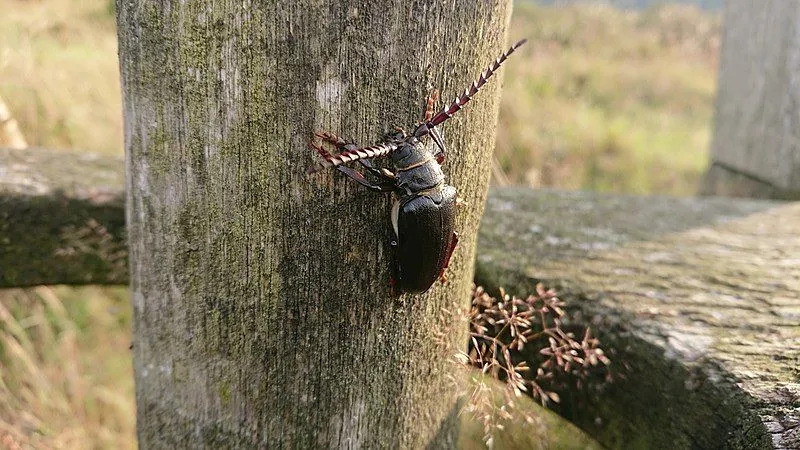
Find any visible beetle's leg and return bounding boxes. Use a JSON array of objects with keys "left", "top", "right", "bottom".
[
  {"left": 438, "top": 232, "right": 459, "bottom": 283},
  {"left": 357, "top": 158, "right": 396, "bottom": 182},
  {"left": 336, "top": 166, "right": 396, "bottom": 192},
  {"left": 424, "top": 89, "right": 439, "bottom": 122},
  {"left": 420, "top": 89, "right": 448, "bottom": 162},
  {"left": 430, "top": 126, "right": 447, "bottom": 163}
]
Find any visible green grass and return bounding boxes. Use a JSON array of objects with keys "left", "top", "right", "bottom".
[
  {"left": 497, "top": 2, "right": 720, "bottom": 194},
  {"left": 0, "top": 1, "right": 721, "bottom": 447}
]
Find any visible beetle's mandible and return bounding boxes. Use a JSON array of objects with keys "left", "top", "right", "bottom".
[{"left": 308, "top": 39, "right": 527, "bottom": 294}]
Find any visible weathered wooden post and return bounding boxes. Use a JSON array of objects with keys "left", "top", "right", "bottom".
[
  {"left": 117, "top": 1, "right": 513, "bottom": 447},
  {"left": 702, "top": 0, "right": 800, "bottom": 200}
]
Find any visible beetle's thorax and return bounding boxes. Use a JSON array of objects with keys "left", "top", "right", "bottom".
[{"left": 390, "top": 138, "right": 445, "bottom": 198}]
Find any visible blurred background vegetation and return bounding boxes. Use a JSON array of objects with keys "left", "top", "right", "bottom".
[
  {"left": 0, "top": 0, "right": 721, "bottom": 447},
  {"left": 500, "top": 2, "right": 719, "bottom": 194}
]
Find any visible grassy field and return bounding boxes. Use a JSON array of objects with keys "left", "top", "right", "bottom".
[
  {"left": 497, "top": 2, "right": 720, "bottom": 194},
  {"left": 0, "top": 287, "right": 134, "bottom": 449},
  {"left": 0, "top": 2, "right": 133, "bottom": 447},
  {"left": 0, "top": 1, "right": 720, "bottom": 447},
  {"left": 0, "top": 0, "right": 120, "bottom": 155}
]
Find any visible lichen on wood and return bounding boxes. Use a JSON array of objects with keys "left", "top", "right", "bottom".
[{"left": 117, "top": 0, "right": 513, "bottom": 447}]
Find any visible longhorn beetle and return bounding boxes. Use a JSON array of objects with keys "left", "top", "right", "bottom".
[{"left": 308, "top": 39, "right": 527, "bottom": 294}]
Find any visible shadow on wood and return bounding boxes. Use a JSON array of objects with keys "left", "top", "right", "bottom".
[
  {"left": 0, "top": 148, "right": 126, "bottom": 287},
  {"left": 477, "top": 188, "right": 798, "bottom": 449}
]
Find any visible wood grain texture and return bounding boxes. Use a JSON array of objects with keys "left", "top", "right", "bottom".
[
  {"left": 117, "top": 0, "right": 513, "bottom": 447},
  {"left": 477, "top": 188, "right": 799, "bottom": 449},
  {"left": 706, "top": 0, "right": 800, "bottom": 197}
]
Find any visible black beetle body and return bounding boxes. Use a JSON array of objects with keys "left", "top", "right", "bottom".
[
  {"left": 392, "top": 185, "right": 458, "bottom": 293},
  {"left": 308, "top": 39, "right": 527, "bottom": 294},
  {"left": 389, "top": 137, "right": 458, "bottom": 294}
]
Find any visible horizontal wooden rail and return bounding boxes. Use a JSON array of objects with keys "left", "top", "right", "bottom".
[
  {"left": 477, "top": 188, "right": 799, "bottom": 449},
  {"left": 1, "top": 148, "right": 797, "bottom": 448},
  {"left": 0, "top": 147, "right": 126, "bottom": 286}
]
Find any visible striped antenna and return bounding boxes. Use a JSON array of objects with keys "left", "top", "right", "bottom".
[
  {"left": 428, "top": 39, "right": 527, "bottom": 128},
  {"left": 307, "top": 142, "right": 399, "bottom": 174}
]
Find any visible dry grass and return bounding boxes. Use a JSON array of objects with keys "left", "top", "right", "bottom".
[
  {"left": 458, "top": 285, "right": 609, "bottom": 445},
  {"left": 0, "top": 286, "right": 134, "bottom": 449},
  {"left": 0, "top": 0, "right": 121, "bottom": 155},
  {"left": 1, "top": 3, "right": 131, "bottom": 443},
  {"left": 497, "top": 2, "right": 720, "bottom": 195}
]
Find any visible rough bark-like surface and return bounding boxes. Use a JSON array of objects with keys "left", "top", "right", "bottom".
[
  {"left": 704, "top": 0, "right": 800, "bottom": 199},
  {"left": 0, "top": 147, "right": 127, "bottom": 287},
  {"left": 477, "top": 188, "right": 799, "bottom": 449},
  {"left": 117, "top": 1, "right": 512, "bottom": 447}
]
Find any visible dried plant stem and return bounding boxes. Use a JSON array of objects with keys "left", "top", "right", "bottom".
[{"left": 458, "top": 284, "right": 610, "bottom": 445}]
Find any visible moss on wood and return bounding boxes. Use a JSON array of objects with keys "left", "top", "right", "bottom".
[{"left": 117, "top": 0, "right": 514, "bottom": 447}]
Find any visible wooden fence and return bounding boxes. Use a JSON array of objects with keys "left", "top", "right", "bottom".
[{"left": 2, "top": 147, "right": 797, "bottom": 448}]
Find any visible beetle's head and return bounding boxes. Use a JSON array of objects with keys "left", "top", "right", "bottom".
[
  {"left": 389, "top": 138, "right": 424, "bottom": 167},
  {"left": 388, "top": 128, "right": 407, "bottom": 142}
]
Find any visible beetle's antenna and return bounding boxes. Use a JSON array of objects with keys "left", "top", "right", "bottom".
[
  {"left": 307, "top": 141, "right": 399, "bottom": 174},
  {"left": 427, "top": 39, "right": 527, "bottom": 128}
]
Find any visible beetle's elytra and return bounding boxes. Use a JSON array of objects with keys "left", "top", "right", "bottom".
[{"left": 308, "top": 39, "right": 527, "bottom": 294}]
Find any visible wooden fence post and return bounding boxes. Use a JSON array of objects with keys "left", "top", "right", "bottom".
[
  {"left": 702, "top": 0, "right": 800, "bottom": 200},
  {"left": 117, "top": 1, "right": 512, "bottom": 447}
]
